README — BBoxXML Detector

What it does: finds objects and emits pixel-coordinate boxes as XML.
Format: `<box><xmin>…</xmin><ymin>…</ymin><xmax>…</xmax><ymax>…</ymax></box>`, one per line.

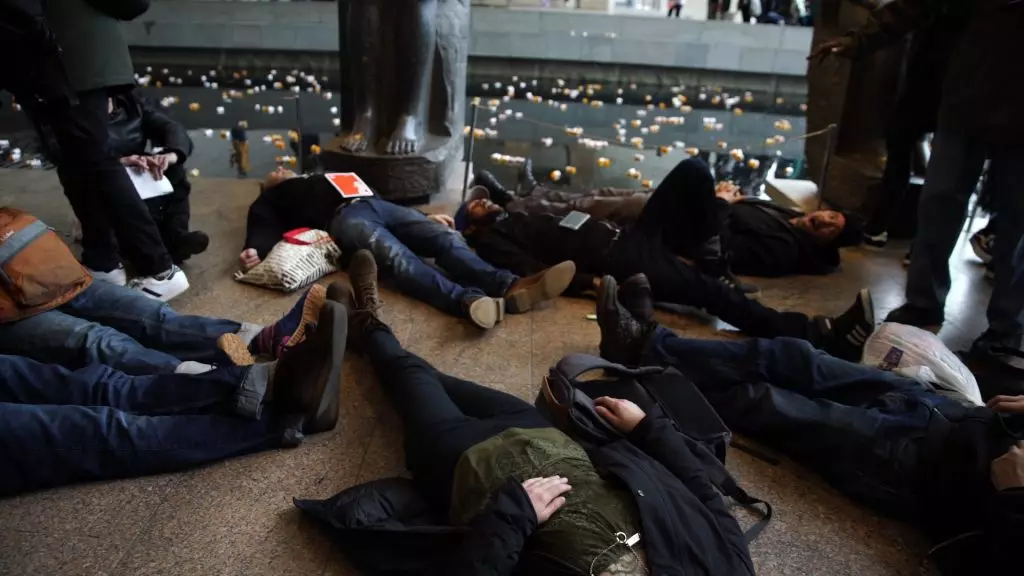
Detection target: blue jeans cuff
<box><xmin>235</xmin><ymin>363</ymin><xmax>270</xmax><ymax>419</ymax></box>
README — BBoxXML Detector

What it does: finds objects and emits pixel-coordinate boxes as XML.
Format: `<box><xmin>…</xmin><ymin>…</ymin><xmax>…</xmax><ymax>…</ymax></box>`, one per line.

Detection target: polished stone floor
<box><xmin>0</xmin><ymin>168</ymin><xmax>995</xmax><ymax>575</ymax></box>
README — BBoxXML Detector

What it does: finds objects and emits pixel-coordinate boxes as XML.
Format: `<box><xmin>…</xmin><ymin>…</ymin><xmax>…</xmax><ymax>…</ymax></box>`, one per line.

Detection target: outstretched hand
<box><xmin>987</xmin><ymin>395</ymin><xmax>1024</xmax><ymax>415</ymax></box>
<box><xmin>427</xmin><ymin>214</ymin><xmax>456</xmax><ymax>229</ymax></box>
<box><xmin>595</xmin><ymin>397</ymin><xmax>646</xmax><ymax>434</ymax></box>
<box><xmin>521</xmin><ymin>476</ymin><xmax>572</xmax><ymax>524</ymax></box>
<box><xmin>239</xmin><ymin>248</ymin><xmax>261</xmax><ymax>271</ymax></box>
<box><xmin>991</xmin><ymin>442</ymin><xmax>1024</xmax><ymax>491</ymax></box>
<box><xmin>808</xmin><ymin>37</ymin><xmax>856</xmax><ymax>63</ymax></box>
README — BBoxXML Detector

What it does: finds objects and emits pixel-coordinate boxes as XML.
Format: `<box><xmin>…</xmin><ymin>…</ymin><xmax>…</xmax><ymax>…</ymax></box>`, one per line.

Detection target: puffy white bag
<box><xmin>234</xmin><ymin>229</ymin><xmax>341</xmax><ymax>292</ymax></box>
<box><xmin>862</xmin><ymin>322</ymin><xmax>983</xmax><ymax>407</ymax></box>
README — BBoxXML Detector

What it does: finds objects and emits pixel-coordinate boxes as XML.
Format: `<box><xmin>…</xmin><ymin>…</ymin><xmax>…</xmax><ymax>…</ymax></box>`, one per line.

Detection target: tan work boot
<box><xmin>504</xmin><ymin>261</ymin><xmax>576</xmax><ymax>314</ymax></box>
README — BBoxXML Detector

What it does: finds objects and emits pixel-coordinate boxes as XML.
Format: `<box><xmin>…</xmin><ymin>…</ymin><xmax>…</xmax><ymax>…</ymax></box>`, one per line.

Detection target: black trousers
<box><xmin>364</xmin><ymin>327</ymin><xmax>547</xmax><ymax>509</ymax></box>
<box><xmin>606</xmin><ymin>232</ymin><xmax>820</xmax><ymax>343</ymax></box>
<box><xmin>144</xmin><ymin>164</ymin><xmax>193</xmax><ymax>254</ymax></box>
<box><xmin>608</xmin><ymin>158</ymin><xmax>819</xmax><ymax>343</ymax></box>
<box><xmin>26</xmin><ymin>89</ymin><xmax>172</xmax><ymax>275</ymax></box>
<box><xmin>634</xmin><ymin>157</ymin><xmax>727</xmax><ymax>261</ymax></box>
<box><xmin>864</xmin><ymin>52</ymin><xmax>944</xmax><ymax>237</ymax></box>
<box><xmin>668</xmin><ymin>4</ymin><xmax>682</xmax><ymax>17</ymax></box>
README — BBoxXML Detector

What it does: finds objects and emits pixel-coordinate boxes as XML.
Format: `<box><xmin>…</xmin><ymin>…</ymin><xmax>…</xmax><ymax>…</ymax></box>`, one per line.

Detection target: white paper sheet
<box><xmin>126</xmin><ymin>167</ymin><xmax>175</xmax><ymax>200</ymax></box>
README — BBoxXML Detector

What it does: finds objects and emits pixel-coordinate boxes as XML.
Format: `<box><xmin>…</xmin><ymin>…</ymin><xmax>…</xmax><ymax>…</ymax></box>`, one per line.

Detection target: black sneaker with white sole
<box><xmin>862</xmin><ymin>231</ymin><xmax>888</xmax><ymax>249</ymax></box>
<box><xmin>821</xmin><ymin>288</ymin><xmax>876</xmax><ymax>362</ymax></box>
<box><xmin>129</xmin><ymin>266</ymin><xmax>190</xmax><ymax>301</ymax></box>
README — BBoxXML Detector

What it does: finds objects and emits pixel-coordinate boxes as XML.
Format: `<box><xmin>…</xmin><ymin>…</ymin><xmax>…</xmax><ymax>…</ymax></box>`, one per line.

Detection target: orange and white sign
<box><xmin>324</xmin><ymin>172</ymin><xmax>375</xmax><ymax>199</ymax></box>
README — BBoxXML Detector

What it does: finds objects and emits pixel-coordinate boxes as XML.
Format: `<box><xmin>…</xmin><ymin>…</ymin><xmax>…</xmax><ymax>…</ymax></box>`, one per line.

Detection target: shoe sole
<box><xmin>506</xmin><ymin>261</ymin><xmax>576</xmax><ymax>314</ymax></box>
<box><xmin>859</xmin><ymin>288</ymin><xmax>876</xmax><ymax>326</ymax></box>
<box><xmin>303</xmin><ymin>301</ymin><xmax>346</xmax><ymax>434</ymax></box>
<box><xmin>217</xmin><ymin>333</ymin><xmax>255</xmax><ymax>366</ymax></box>
<box><xmin>469</xmin><ymin>297</ymin><xmax>505</xmax><ymax>329</ymax></box>
<box><xmin>969</xmin><ymin>236</ymin><xmax>993</xmax><ymax>264</ymax></box>
<box><xmin>285</xmin><ymin>284</ymin><xmax>327</xmax><ymax>350</ymax></box>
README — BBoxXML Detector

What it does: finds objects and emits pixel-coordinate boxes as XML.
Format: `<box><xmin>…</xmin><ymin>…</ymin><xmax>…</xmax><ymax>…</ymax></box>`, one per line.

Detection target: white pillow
<box><xmin>234</xmin><ymin>229</ymin><xmax>341</xmax><ymax>292</ymax></box>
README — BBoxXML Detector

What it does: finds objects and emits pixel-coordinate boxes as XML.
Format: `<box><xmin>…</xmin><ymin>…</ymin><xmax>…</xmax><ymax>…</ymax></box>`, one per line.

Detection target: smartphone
<box><xmin>558</xmin><ymin>210</ymin><xmax>591</xmax><ymax>231</ymax></box>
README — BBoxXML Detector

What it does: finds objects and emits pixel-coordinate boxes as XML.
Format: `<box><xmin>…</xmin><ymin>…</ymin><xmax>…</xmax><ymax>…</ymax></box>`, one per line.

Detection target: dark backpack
<box><xmin>535</xmin><ymin>353</ymin><xmax>773</xmax><ymax>542</ymax></box>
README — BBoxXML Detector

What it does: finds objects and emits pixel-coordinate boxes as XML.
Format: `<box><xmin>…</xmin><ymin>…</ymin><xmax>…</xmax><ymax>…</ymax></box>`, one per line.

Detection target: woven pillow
<box><xmin>234</xmin><ymin>229</ymin><xmax>341</xmax><ymax>292</ymax></box>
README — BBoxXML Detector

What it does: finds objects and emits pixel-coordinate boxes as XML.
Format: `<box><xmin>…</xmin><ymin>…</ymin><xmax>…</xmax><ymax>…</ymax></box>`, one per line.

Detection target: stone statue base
<box><xmin>320</xmin><ymin>133</ymin><xmax>463</xmax><ymax>203</ymax></box>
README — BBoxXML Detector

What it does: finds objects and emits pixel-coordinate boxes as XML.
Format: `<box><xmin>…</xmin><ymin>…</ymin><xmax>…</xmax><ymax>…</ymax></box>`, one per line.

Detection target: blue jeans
<box><xmin>330</xmin><ymin>198</ymin><xmax>517</xmax><ymax>318</ymax></box>
<box><xmin>0</xmin><ymin>355</ymin><xmax>279</xmax><ymax>496</ymax></box>
<box><xmin>643</xmin><ymin>329</ymin><xmax>970</xmax><ymax>515</ymax></box>
<box><xmin>907</xmin><ymin>130</ymin><xmax>1024</xmax><ymax>336</ymax></box>
<box><xmin>0</xmin><ymin>281</ymin><xmax>241</xmax><ymax>375</ymax></box>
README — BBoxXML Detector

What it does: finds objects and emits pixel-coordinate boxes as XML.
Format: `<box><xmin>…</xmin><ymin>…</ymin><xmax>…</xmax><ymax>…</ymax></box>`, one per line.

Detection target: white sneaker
<box><xmin>86</xmin><ymin>265</ymin><xmax>127</xmax><ymax>286</ymax></box>
<box><xmin>130</xmin><ymin>266</ymin><xmax>189</xmax><ymax>301</ymax></box>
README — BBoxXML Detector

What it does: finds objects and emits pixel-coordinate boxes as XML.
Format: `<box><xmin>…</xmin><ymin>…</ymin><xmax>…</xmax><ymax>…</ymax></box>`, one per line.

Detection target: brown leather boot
<box><xmin>504</xmin><ymin>260</ymin><xmax>576</xmax><ymax>314</ymax></box>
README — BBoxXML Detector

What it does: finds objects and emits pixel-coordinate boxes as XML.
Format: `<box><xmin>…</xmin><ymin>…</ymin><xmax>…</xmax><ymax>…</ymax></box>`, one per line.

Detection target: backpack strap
<box><xmin>0</xmin><ymin>219</ymin><xmax>48</xmax><ymax>268</ymax></box>
<box><xmin>554</xmin><ymin>353</ymin><xmax>664</xmax><ymax>383</ymax></box>
<box><xmin>697</xmin><ymin>443</ymin><xmax>773</xmax><ymax>543</ymax></box>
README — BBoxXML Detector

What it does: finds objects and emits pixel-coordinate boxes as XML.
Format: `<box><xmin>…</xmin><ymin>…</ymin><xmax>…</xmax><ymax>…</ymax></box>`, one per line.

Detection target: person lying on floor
<box><xmin>0</xmin><ymin>291</ymin><xmax>347</xmax><ymax>497</ymax></box>
<box><xmin>295</xmin><ymin>253</ymin><xmax>759</xmax><ymax>576</ymax></box>
<box><xmin>240</xmin><ymin>168</ymin><xmax>576</xmax><ymax>330</ymax></box>
<box><xmin>0</xmin><ymin>218</ymin><xmax>340</xmax><ymax>376</ymax></box>
<box><xmin>595</xmin><ymin>273</ymin><xmax>1024</xmax><ymax>575</ymax></box>
<box><xmin>474</xmin><ymin>157</ymin><xmax>866</xmax><ymax>277</ymax></box>
<box><xmin>457</xmin><ymin>159</ymin><xmax>875</xmax><ymax>362</ymax></box>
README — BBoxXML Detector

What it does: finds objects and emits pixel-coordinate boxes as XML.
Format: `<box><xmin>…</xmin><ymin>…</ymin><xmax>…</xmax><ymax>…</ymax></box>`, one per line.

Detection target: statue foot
<box><xmin>385</xmin><ymin>115</ymin><xmax>422</xmax><ymax>156</ymax></box>
<box><xmin>341</xmin><ymin>112</ymin><xmax>375</xmax><ymax>153</ymax></box>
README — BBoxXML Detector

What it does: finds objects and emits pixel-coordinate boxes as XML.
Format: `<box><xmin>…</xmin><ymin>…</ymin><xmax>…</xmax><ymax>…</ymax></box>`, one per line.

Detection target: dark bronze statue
<box><xmin>339</xmin><ymin>0</ymin><xmax>458</xmax><ymax>156</ymax></box>
<box><xmin>326</xmin><ymin>0</ymin><xmax>468</xmax><ymax>200</ymax></box>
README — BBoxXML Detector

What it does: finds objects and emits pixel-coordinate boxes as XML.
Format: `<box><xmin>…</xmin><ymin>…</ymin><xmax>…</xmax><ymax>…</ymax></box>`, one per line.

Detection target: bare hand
<box><xmin>595</xmin><ymin>397</ymin><xmax>646</xmax><ymax>434</ymax></box>
<box><xmin>427</xmin><ymin>214</ymin><xmax>455</xmax><ymax>229</ymax></box>
<box><xmin>991</xmin><ymin>442</ymin><xmax>1024</xmax><ymax>491</ymax></box>
<box><xmin>521</xmin><ymin>476</ymin><xmax>572</xmax><ymax>524</ymax></box>
<box><xmin>120</xmin><ymin>155</ymin><xmax>148</xmax><ymax>171</ymax></box>
<box><xmin>808</xmin><ymin>37</ymin><xmax>856</xmax><ymax>63</ymax></box>
<box><xmin>987</xmin><ymin>395</ymin><xmax>1024</xmax><ymax>415</ymax></box>
<box><xmin>146</xmin><ymin>153</ymin><xmax>176</xmax><ymax>180</ymax></box>
<box><xmin>239</xmin><ymin>248</ymin><xmax>261</xmax><ymax>271</ymax></box>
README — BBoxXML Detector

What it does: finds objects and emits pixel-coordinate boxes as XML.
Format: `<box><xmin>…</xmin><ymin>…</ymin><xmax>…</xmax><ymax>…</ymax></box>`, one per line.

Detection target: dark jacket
<box><xmin>245</xmin><ymin>175</ymin><xmax>345</xmax><ymax>259</ymax></box>
<box><xmin>296</xmin><ymin>407</ymin><xmax>756</xmax><ymax>576</ymax></box>
<box><xmin>846</xmin><ymin>0</ymin><xmax>1022</xmax><ymax>147</ymax></box>
<box><xmin>466</xmin><ymin>211</ymin><xmax>620</xmax><ymax>295</ymax></box>
<box><xmin>726</xmin><ymin>199</ymin><xmax>840</xmax><ymax>277</ymax></box>
<box><xmin>43</xmin><ymin>0</ymin><xmax>148</xmax><ymax>92</ymax></box>
<box><xmin>921</xmin><ymin>411</ymin><xmax>1024</xmax><ymax>574</ymax></box>
<box><xmin>108</xmin><ymin>89</ymin><xmax>193</xmax><ymax>165</ymax></box>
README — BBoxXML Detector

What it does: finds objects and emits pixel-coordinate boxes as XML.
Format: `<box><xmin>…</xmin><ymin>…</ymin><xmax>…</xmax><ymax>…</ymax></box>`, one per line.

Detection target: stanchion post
<box><xmin>461</xmin><ymin>104</ymin><xmax>479</xmax><ymax>203</ymax></box>
<box><xmin>817</xmin><ymin>123</ymin><xmax>838</xmax><ymax>210</ymax></box>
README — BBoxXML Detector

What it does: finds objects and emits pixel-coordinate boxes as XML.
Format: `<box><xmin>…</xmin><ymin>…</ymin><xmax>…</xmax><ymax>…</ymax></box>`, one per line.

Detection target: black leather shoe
<box><xmin>597</xmin><ymin>275</ymin><xmax>655</xmax><ymax>366</ymax></box>
<box><xmin>473</xmin><ymin>170</ymin><xmax>514</xmax><ymax>206</ymax></box>
<box><xmin>517</xmin><ymin>158</ymin><xmax>541</xmax><ymax>196</ymax></box>
<box><xmin>884</xmin><ymin>304</ymin><xmax>944</xmax><ymax>329</ymax></box>
<box><xmin>618</xmin><ymin>273</ymin><xmax>654</xmax><ymax>325</ymax></box>
<box><xmin>171</xmin><ymin>230</ymin><xmax>210</xmax><ymax>264</ymax></box>
<box><xmin>274</xmin><ymin>300</ymin><xmax>347</xmax><ymax>435</ymax></box>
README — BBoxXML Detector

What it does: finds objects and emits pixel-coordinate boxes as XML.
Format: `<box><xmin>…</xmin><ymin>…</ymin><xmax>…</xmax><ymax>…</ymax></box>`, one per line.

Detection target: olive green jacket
<box><xmin>43</xmin><ymin>0</ymin><xmax>149</xmax><ymax>92</ymax></box>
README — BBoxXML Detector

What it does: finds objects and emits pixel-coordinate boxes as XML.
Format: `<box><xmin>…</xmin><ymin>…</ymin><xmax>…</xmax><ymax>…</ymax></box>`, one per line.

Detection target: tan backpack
<box><xmin>0</xmin><ymin>208</ymin><xmax>92</xmax><ymax>323</ymax></box>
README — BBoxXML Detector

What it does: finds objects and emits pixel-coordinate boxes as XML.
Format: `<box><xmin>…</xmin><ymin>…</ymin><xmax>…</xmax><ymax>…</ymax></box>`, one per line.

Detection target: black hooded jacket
<box><xmin>726</xmin><ymin>199</ymin><xmax>841</xmax><ymax>277</ymax></box>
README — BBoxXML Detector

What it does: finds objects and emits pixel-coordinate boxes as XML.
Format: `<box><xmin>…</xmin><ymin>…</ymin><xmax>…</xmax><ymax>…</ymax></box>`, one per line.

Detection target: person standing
<box><xmin>811</xmin><ymin>0</ymin><xmax>1024</xmax><ymax>353</ymax></box>
<box><xmin>668</xmin><ymin>0</ymin><xmax>683</xmax><ymax>18</ymax></box>
<box><xmin>0</xmin><ymin>0</ymin><xmax>189</xmax><ymax>301</ymax></box>
<box><xmin>230</xmin><ymin>120</ymin><xmax>250</xmax><ymax>178</ymax></box>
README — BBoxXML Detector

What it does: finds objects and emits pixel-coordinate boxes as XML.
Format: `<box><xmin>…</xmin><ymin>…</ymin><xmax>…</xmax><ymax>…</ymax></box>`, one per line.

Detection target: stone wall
<box><xmin>123</xmin><ymin>2</ymin><xmax>812</xmax><ymax>77</ymax></box>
